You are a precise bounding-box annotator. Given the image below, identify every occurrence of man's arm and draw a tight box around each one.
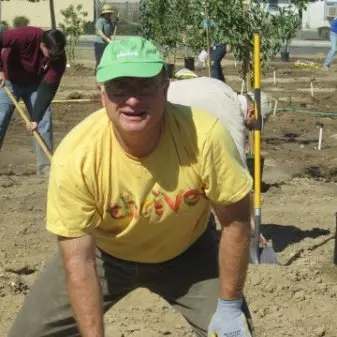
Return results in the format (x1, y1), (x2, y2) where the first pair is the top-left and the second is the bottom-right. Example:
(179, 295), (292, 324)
(30, 81), (59, 122)
(59, 234), (104, 337)
(95, 19), (111, 43)
(212, 193), (251, 300)
(30, 57), (66, 123)
(96, 29), (111, 43)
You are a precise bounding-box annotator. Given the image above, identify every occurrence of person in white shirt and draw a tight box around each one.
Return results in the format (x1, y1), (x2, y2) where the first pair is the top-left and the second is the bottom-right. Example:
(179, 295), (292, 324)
(168, 76), (272, 244)
(168, 76), (272, 165)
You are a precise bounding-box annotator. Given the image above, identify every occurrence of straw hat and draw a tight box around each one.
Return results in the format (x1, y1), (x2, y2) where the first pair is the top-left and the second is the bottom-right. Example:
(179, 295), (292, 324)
(101, 4), (116, 15)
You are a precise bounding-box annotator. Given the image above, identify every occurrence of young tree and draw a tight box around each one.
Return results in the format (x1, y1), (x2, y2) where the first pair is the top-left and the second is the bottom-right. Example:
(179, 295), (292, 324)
(139, 0), (308, 80)
(49, 0), (56, 29)
(59, 4), (88, 65)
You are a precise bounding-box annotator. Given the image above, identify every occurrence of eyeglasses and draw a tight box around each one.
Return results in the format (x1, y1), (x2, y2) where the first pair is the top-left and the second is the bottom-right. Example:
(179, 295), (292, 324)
(105, 80), (165, 99)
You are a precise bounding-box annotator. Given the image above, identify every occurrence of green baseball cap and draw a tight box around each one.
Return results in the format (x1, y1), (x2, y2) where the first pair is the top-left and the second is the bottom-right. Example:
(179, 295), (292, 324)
(96, 37), (164, 83)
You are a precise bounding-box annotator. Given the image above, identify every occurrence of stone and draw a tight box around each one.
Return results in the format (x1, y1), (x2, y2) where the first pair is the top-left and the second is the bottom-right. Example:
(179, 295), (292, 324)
(312, 327), (325, 337)
(293, 290), (305, 301)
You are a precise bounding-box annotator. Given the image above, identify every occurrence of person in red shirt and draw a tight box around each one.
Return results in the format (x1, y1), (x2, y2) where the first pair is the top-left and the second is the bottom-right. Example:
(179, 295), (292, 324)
(0, 26), (66, 177)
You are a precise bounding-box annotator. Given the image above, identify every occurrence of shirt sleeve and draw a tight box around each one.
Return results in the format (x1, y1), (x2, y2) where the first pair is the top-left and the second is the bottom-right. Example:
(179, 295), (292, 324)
(201, 119), (252, 205)
(46, 160), (101, 237)
(31, 81), (58, 122)
(44, 56), (66, 85)
(95, 18), (104, 31)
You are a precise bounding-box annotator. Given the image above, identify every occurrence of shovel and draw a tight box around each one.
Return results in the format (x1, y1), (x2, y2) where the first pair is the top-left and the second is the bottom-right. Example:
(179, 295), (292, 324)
(250, 34), (277, 264)
(3, 84), (52, 161)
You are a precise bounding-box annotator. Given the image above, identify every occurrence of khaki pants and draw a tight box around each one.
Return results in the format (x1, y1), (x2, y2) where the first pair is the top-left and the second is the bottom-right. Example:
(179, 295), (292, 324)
(8, 226), (254, 337)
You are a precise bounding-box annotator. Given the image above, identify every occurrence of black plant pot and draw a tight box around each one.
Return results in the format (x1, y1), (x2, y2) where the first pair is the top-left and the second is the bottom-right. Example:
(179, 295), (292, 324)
(165, 63), (175, 78)
(280, 51), (290, 62)
(184, 57), (195, 71)
(246, 153), (265, 190)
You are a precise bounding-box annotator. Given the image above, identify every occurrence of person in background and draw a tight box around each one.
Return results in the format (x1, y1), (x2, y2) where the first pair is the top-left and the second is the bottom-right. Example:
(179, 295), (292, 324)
(201, 18), (229, 82)
(0, 21), (9, 33)
(168, 77), (271, 166)
(94, 4), (118, 70)
(324, 16), (337, 70)
(0, 27), (66, 177)
(168, 76), (272, 245)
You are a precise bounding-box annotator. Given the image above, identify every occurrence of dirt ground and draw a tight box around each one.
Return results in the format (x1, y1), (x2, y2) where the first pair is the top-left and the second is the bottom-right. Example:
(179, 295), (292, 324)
(1, 56), (337, 337)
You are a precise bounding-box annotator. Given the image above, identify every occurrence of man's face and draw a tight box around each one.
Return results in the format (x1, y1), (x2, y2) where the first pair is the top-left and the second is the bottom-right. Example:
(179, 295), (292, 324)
(103, 13), (114, 20)
(100, 74), (169, 135)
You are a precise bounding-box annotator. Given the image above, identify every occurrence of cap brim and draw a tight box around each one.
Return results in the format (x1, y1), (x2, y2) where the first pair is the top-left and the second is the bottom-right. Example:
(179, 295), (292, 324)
(96, 62), (163, 83)
(101, 10), (115, 14)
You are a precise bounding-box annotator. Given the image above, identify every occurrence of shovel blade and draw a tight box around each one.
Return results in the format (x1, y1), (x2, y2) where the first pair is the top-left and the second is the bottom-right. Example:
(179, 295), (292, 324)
(259, 245), (278, 264)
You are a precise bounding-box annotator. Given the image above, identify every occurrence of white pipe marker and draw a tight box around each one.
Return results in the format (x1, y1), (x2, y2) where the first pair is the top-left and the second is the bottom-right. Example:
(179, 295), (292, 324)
(241, 80), (245, 95)
(273, 98), (278, 116)
(317, 122), (323, 150)
(273, 70), (276, 85)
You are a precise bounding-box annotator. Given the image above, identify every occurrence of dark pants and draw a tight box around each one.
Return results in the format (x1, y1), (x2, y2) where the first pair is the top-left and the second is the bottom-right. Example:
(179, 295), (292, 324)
(211, 43), (226, 82)
(94, 42), (107, 70)
(8, 226), (254, 337)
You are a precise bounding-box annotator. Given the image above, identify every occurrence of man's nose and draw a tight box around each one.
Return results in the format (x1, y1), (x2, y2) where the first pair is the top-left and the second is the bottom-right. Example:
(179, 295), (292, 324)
(124, 95), (142, 106)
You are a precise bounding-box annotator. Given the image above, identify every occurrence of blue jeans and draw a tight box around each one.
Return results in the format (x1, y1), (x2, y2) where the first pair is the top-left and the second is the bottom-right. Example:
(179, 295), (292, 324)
(211, 43), (226, 82)
(94, 42), (107, 70)
(324, 31), (337, 67)
(0, 80), (53, 173)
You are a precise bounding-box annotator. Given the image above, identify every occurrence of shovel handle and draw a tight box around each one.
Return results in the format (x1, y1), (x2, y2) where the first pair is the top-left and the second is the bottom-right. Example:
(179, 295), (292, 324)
(3, 84), (53, 161)
(113, 12), (119, 40)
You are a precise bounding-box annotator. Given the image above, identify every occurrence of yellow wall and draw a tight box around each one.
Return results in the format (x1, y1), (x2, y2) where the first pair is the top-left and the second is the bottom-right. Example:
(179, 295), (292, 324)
(1, 0), (94, 29)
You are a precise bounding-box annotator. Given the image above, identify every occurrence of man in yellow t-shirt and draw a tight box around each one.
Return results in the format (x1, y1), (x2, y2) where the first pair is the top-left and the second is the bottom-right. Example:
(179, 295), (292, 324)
(8, 37), (254, 337)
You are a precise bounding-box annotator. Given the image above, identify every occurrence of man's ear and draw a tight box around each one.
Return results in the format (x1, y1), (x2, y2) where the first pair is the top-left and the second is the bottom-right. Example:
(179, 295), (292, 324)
(96, 83), (106, 107)
(163, 79), (170, 98)
(247, 107), (254, 119)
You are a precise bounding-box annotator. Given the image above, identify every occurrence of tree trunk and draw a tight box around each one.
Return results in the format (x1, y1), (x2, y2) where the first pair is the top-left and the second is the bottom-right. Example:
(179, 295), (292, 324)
(94, 0), (100, 22)
(49, 0), (56, 29)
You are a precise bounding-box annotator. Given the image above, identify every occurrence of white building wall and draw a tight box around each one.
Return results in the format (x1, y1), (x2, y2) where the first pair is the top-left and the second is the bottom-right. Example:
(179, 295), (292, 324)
(1, 0), (94, 29)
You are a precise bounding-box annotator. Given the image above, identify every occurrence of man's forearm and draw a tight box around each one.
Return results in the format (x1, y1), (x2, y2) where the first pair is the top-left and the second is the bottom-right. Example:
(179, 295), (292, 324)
(66, 260), (104, 337)
(218, 220), (250, 300)
(97, 30), (111, 43)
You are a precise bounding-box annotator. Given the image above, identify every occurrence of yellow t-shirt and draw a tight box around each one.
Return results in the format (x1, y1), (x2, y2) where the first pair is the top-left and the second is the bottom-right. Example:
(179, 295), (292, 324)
(46, 103), (252, 263)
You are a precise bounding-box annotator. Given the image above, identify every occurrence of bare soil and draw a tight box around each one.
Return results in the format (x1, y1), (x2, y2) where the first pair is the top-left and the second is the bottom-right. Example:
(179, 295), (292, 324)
(1, 58), (337, 337)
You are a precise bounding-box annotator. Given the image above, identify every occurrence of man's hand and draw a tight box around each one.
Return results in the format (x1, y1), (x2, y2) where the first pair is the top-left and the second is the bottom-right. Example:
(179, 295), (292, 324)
(208, 298), (252, 337)
(26, 121), (38, 135)
(0, 71), (5, 87)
